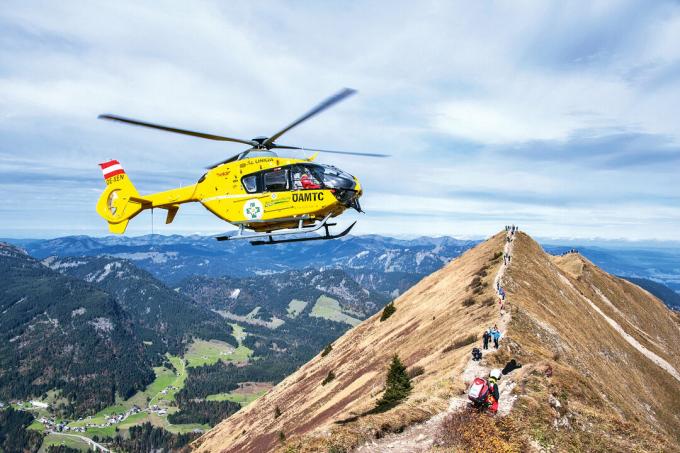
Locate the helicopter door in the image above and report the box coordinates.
[263,168,290,192]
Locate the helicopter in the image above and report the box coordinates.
[95,88,387,245]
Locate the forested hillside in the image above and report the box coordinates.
[0,243,153,415]
[44,256,237,356]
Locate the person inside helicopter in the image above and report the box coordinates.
[292,166,322,190]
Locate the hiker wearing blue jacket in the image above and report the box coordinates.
[491,327,502,349]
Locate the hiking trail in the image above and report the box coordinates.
[355,231,518,453]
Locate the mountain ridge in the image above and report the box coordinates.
[194,231,680,452]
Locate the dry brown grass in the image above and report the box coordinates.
[482,296,496,306]
[443,334,478,353]
[462,296,476,307]
[407,366,425,379]
[435,410,527,452]
[500,233,680,452]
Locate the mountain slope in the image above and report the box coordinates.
[194,233,505,452]
[178,268,389,324]
[194,232,680,453]
[0,243,153,415]
[43,256,236,355]
[622,276,680,310]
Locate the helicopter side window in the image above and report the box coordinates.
[292,165,322,190]
[242,175,258,193]
[263,169,289,192]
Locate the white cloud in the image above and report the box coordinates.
[1,0,680,240]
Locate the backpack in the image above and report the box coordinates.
[468,377,489,404]
[471,347,482,361]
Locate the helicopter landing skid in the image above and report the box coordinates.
[250,221,356,246]
[215,214,355,246]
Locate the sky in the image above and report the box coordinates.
[1,1,680,240]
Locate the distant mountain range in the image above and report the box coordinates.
[5,234,679,308]
[9,234,474,284]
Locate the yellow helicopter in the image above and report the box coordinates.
[96,88,387,245]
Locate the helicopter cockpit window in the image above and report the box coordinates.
[310,164,356,190]
[292,165,322,190]
[242,175,258,193]
[263,169,289,192]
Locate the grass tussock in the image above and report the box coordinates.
[380,302,396,322]
[321,371,336,386]
[483,296,496,306]
[468,274,488,295]
[321,343,333,357]
[442,334,478,353]
[407,366,424,379]
[474,266,488,277]
[435,410,527,452]
[462,297,476,307]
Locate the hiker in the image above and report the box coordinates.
[472,347,482,361]
[491,327,501,349]
[486,369,502,414]
[482,329,490,350]
[501,359,522,375]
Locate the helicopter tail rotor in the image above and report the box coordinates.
[95,160,149,234]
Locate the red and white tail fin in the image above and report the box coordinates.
[96,160,145,234]
[99,159,126,180]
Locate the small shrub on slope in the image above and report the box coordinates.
[380,302,396,321]
[321,343,333,357]
[407,366,425,379]
[462,297,476,307]
[375,355,411,411]
[322,371,336,386]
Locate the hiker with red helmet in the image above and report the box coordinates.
[486,369,502,413]
[467,368,502,414]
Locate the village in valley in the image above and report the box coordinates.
[4,325,270,451]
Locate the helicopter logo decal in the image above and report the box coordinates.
[243,199,263,219]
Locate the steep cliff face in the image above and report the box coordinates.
[194,232,680,453]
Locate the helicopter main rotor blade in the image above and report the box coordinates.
[273,145,389,158]
[263,88,357,148]
[205,150,252,169]
[98,114,259,146]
